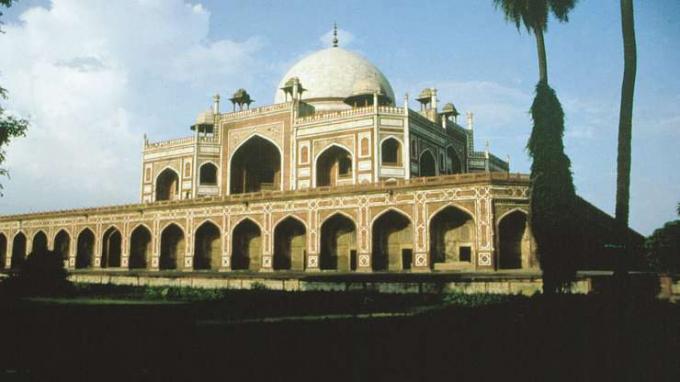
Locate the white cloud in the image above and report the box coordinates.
[0,0,262,213]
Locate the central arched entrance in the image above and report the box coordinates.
[320,214,356,271]
[372,210,412,271]
[273,217,306,271]
[316,146,352,187]
[160,224,185,270]
[101,227,122,268]
[231,219,262,271]
[230,136,281,194]
[156,168,179,201]
[419,151,436,177]
[193,221,221,270]
[429,206,476,269]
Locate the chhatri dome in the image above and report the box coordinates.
[274,27,395,111]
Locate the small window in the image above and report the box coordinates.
[361,137,370,157]
[144,167,151,182]
[459,246,471,262]
[199,163,218,185]
[184,162,191,178]
[411,140,417,157]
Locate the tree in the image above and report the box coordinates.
[493,0,579,294]
[614,0,637,265]
[644,220,680,274]
[0,0,28,194]
[0,249,74,298]
[493,0,578,83]
[528,82,578,293]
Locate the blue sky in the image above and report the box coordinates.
[0,0,678,235]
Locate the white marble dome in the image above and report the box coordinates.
[274,47,395,111]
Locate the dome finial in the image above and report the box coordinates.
[332,23,338,47]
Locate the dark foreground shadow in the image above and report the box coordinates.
[0,288,678,382]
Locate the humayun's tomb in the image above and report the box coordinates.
[0,29,623,281]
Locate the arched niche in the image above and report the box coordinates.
[372,210,412,271]
[273,217,306,271]
[319,213,356,271]
[156,168,180,201]
[419,150,436,177]
[316,145,353,187]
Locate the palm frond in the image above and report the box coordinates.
[549,0,578,23]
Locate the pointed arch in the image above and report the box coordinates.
[427,203,476,227]
[159,223,185,270]
[199,161,219,185]
[446,145,462,174]
[54,229,71,262]
[129,224,152,269]
[370,207,412,227]
[497,207,529,223]
[231,216,263,233]
[32,230,48,255]
[76,228,96,269]
[11,231,27,269]
[273,214,308,231]
[498,209,531,270]
[228,134,283,194]
[380,137,403,166]
[320,213,356,271]
[193,218,221,235]
[320,210,356,227]
[194,220,222,270]
[371,209,413,271]
[0,232,7,269]
[419,149,436,177]
[314,143,354,187]
[101,226,122,268]
[429,205,476,269]
[273,216,307,271]
[231,218,262,271]
[155,167,180,201]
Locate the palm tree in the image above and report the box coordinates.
[615,0,637,236]
[493,0,579,294]
[493,0,578,83]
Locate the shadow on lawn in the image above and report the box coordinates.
[0,258,677,381]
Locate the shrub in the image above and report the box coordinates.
[0,249,74,298]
